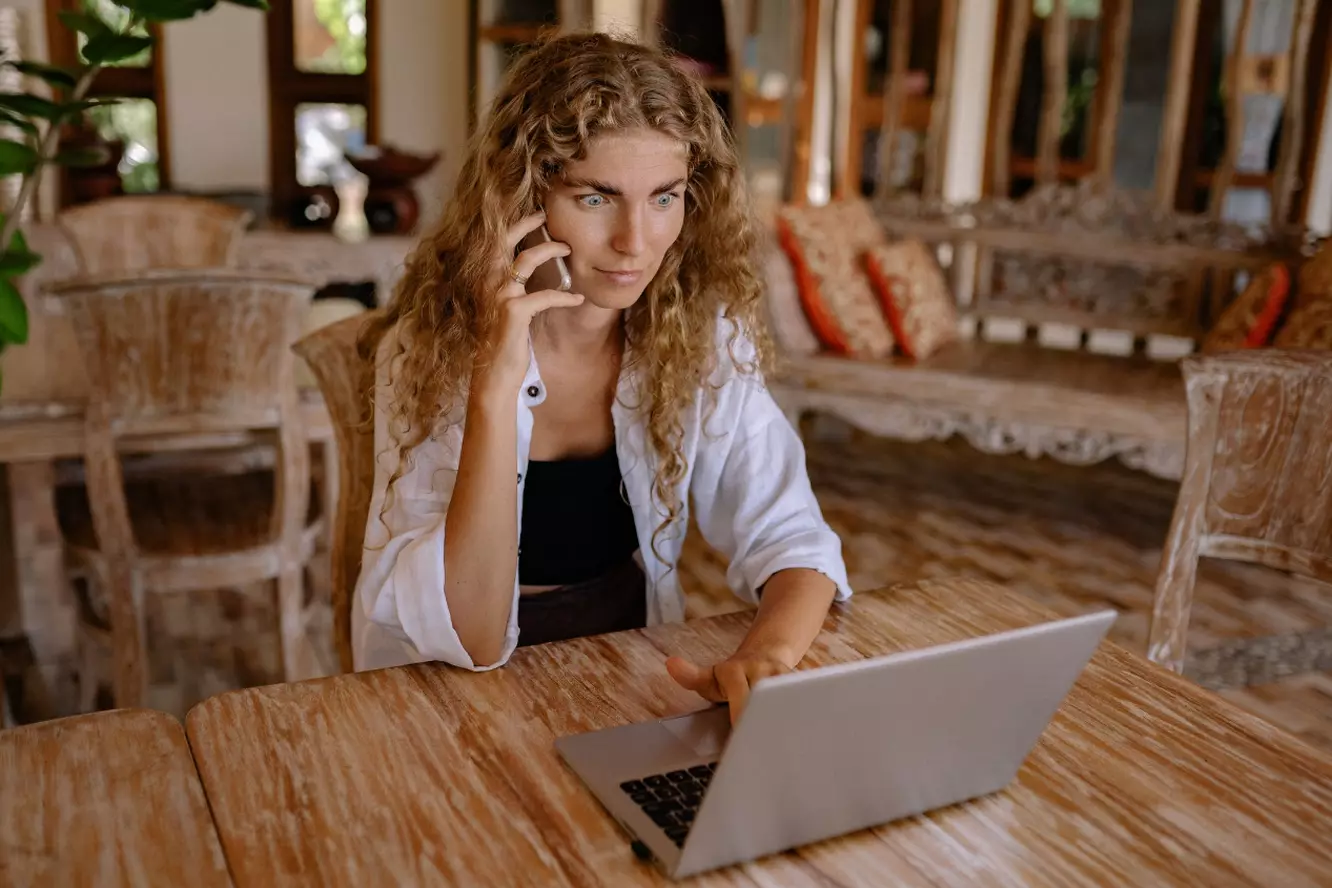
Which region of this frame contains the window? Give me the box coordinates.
[45,0,169,204]
[266,0,377,224]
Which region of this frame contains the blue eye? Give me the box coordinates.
[578,194,607,208]
[655,193,679,208]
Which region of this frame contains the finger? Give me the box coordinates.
[505,241,572,290]
[714,662,752,725]
[665,657,723,700]
[503,212,548,252]
[509,289,585,319]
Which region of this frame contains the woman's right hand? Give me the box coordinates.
[471,212,584,404]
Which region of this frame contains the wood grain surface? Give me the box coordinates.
[0,708,232,887]
[186,579,1332,887]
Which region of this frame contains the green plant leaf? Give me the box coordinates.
[57,9,113,40]
[122,0,218,21]
[224,0,270,9]
[0,139,38,175]
[0,278,28,345]
[55,145,113,167]
[0,244,41,277]
[82,34,156,66]
[4,61,79,90]
[0,110,39,137]
[0,93,62,121]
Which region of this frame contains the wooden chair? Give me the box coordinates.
[55,195,251,275]
[1147,350,1332,688]
[47,270,325,708]
[292,311,384,673]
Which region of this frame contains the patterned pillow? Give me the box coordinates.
[758,230,820,357]
[1273,293,1332,349]
[1296,240,1332,309]
[1202,263,1291,353]
[862,239,958,360]
[775,200,895,358]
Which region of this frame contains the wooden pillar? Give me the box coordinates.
[1209,0,1255,218]
[922,0,959,199]
[1092,0,1133,182]
[1273,0,1320,226]
[991,0,1032,197]
[1036,0,1069,186]
[1155,0,1204,210]
[876,0,914,195]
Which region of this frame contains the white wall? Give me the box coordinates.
[1308,100,1332,235]
[373,0,470,223]
[163,5,269,193]
[593,0,642,37]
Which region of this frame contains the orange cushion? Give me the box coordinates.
[1202,263,1291,353]
[775,200,895,358]
[862,239,958,360]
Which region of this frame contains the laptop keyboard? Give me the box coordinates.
[619,763,716,847]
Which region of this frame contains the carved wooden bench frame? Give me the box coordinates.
[769,185,1311,482]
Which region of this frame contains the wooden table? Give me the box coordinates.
[185,579,1332,886]
[0,708,232,886]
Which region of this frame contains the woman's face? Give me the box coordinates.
[542,127,689,310]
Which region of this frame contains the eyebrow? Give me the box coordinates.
[563,176,687,196]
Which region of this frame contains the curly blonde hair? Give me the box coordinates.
[365,30,772,556]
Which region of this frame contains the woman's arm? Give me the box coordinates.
[670,327,851,720]
[358,212,581,670]
[666,569,837,724]
[730,568,838,667]
[442,392,522,667]
[442,214,583,666]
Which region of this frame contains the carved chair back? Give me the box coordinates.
[48,270,317,701]
[1147,349,1332,682]
[293,311,383,673]
[56,195,252,276]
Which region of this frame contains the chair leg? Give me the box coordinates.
[277,566,317,682]
[1147,534,1204,675]
[106,564,149,708]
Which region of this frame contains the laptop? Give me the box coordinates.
[555,608,1116,880]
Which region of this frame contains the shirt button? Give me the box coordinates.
[526,384,540,399]
[517,472,522,483]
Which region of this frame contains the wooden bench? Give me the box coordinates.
[768,186,1311,481]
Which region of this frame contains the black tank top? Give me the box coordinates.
[518,446,640,586]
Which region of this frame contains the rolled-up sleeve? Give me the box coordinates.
[690,340,853,605]
[354,345,520,671]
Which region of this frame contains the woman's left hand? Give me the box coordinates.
[665,651,794,725]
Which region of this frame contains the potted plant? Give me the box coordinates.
[0,0,270,392]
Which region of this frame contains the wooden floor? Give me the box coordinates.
[28,428,1332,756]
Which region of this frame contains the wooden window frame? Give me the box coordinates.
[43,0,171,206]
[265,0,379,222]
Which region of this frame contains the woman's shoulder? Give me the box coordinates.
[371,319,467,437]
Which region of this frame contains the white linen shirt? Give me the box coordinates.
[353,318,853,672]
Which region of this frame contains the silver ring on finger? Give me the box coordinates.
[508,262,529,286]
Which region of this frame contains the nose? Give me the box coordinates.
[610,204,645,256]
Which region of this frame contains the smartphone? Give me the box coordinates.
[516,224,572,293]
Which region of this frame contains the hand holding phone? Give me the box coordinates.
[516,224,572,293]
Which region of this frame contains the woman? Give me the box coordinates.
[356,32,851,721]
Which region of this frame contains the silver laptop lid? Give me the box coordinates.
[673,609,1116,878]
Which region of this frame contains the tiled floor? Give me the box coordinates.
[78,429,1332,755]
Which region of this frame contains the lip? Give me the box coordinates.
[595,268,644,284]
